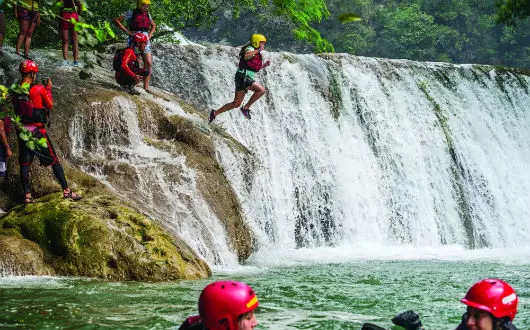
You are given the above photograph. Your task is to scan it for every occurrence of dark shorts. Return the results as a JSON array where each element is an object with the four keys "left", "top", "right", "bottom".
[
  {"left": 58, "top": 11, "right": 79, "bottom": 31},
  {"left": 18, "top": 127, "right": 58, "bottom": 167},
  {"left": 0, "top": 13, "right": 6, "bottom": 35},
  {"left": 17, "top": 8, "right": 39, "bottom": 24},
  {"left": 235, "top": 71, "right": 255, "bottom": 92},
  {"left": 115, "top": 68, "right": 149, "bottom": 86},
  {"left": 0, "top": 146, "right": 6, "bottom": 177}
]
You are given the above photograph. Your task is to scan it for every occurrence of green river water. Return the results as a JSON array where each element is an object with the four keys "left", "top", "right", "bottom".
[{"left": 1, "top": 259, "right": 529, "bottom": 329}]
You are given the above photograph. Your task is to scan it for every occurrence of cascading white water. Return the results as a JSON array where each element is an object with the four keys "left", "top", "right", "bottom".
[
  {"left": 152, "top": 45, "right": 530, "bottom": 263},
  {"left": 69, "top": 95, "right": 239, "bottom": 266}
]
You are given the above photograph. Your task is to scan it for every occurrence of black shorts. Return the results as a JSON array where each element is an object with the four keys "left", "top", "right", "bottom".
[
  {"left": 235, "top": 71, "right": 255, "bottom": 92},
  {"left": 115, "top": 68, "right": 149, "bottom": 86},
  {"left": 18, "top": 127, "right": 58, "bottom": 167}
]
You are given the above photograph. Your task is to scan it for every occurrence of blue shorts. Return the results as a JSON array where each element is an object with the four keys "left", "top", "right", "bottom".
[{"left": 127, "top": 31, "right": 152, "bottom": 54}]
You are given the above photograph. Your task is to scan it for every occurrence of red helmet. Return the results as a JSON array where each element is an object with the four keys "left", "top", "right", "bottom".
[
  {"left": 19, "top": 59, "right": 39, "bottom": 74},
  {"left": 461, "top": 279, "right": 518, "bottom": 321},
  {"left": 198, "top": 281, "right": 259, "bottom": 330},
  {"left": 132, "top": 32, "right": 148, "bottom": 45}
]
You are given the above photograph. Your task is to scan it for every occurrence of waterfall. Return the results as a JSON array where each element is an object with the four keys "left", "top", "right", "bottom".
[
  {"left": 149, "top": 45, "right": 530, "bottom": 264},
  {"left": 69, "top": 95, "right": 239, "bottom": 266}
]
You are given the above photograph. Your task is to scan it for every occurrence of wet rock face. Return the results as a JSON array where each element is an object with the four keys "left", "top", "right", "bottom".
[
  {"left": 0, "top": 194, "right": 211, "bottom": 280},
  {"left": 0, "top": 47, "right": 255, "bottom": 276}
]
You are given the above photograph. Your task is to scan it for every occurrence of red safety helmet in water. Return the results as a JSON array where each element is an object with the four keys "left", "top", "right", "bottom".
[
  {"left": 461, "top": 279, "right": 518, "bottom": 321},
  {"left": 198, "top": 281, "right": 259, "bottom": 330},
  {"left": 132, "top": 32, "right": 148, "bottom": 45},
  {"left": 19, "top": 59, "right": 39, "bottom": 74}
]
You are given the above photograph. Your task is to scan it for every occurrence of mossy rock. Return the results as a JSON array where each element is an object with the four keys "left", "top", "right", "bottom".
[{"left": 0, "top": 194, "right": 211, "bottom": 280}]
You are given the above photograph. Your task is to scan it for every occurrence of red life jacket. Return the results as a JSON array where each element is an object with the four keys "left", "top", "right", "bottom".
[
  {"left": 113, "top": 47, "right": 139, "bottom": 73},
  {"left": 238, "top": 45, "right": 263, "bottom": 72},
  {"left": 129, "top": 9, "right": 150, "bottom": 31},
  {"left": 12, "top": 85, "right": 48, "bottom": 125}
]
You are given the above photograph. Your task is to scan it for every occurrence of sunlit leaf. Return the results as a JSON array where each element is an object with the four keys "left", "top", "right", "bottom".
[{"left": 339, "top": 12, "right": 362, "bottom": 23}]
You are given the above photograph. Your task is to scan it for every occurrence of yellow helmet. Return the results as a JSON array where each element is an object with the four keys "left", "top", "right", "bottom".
[
  {"left": 250, "top": 34, "right": 266, "bottom": 48},
  {"left": 137, "top": 0, "right": 151, "bottom": 8}
]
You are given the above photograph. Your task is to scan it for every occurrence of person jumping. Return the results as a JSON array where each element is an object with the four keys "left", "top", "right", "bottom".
[{"left": 209, "top": 34, "right": 270, "bottom": 123}]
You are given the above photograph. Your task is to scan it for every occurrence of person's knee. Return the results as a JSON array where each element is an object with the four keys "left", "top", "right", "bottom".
[{"left": 233, "top": 99, "right": 243, "bottom": 108}]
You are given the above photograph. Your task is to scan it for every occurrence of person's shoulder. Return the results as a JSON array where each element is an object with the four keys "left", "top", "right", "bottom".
[
  {"left": 29, "top": 84, "right": 44, "bottom": 93},
  {"left": 123, "top": 47, "right": 136, "bottom": 56},
  {"left": 178, "top": 316, "right": 203, "bottom": 330},
  {"left": 121, "top": 9, "right": 133, "bottom": 18}
]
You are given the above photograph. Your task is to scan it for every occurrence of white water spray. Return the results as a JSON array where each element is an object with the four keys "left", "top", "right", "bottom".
[{"left": 152, "top": 45, "right": 530, "bottom": 264}]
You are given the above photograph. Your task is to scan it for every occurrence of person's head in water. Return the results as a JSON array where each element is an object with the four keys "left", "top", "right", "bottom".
[
  {"left": 19, "top": 59, "right": 39, "bottom": 82},
  {"left": 250, "top": 34, "right": 266, "bottom": 49},
  {"left": 199, "top": 280, "right": 259, "bottom": 330},
  {"left": 137, "top": 0, "right": 150, "bottom": 11},
  {"left": 460, "top": 279, "right": 518, "bottom": 330},
  {"left": 132, "top": 32, "right": 148, "bottom": 53}
]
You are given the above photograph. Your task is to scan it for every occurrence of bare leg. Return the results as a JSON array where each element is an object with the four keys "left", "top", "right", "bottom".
[
  {"left": 16, "top": 19, "right": 29, "bottom": 55},
  {"left": 242, "top": 82, "right": 266, "bottom": 110},
  {"left": 214, "top": 91, "right": 246, "bottom": 116},
  {"left": 24, "top": 20, "right": 37, "bottom": 57},
  {"left": 60, "top": 29, "right": 69, "bottom": 60},
  {"left": 142, "top": 53, "right": 152, "bottom": 90},
  {"left": 71, "top": 30, "right": 78, "bottom": 61}
]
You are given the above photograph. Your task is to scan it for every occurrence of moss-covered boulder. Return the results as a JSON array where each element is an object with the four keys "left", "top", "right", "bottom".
[{"left": 0, "top": 193, "right": 211, "bottom": 280}]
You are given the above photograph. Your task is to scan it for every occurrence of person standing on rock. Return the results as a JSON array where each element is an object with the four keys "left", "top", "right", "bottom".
[
  {"left": 14, "top": 0, "right": 40, "bottom": 59},
  {"left": 13, "top": 59, "right": 82, "bottom": 204},
  {"left": 179, "top": 280, "right": 260, "bottom": 330},
  {"left": 114, "top": 33, "right": 150, "bottom": 95},
  {"left": 114, "top": 0, "right": 156, "bottom": 93},
  {"left": 455, "top": 278, "right": 519, "bottom": 330},
  {"left": 57, "top": 0, "right": 87, "bottom": 67},
  {"left": 209, "top": 34, "right": 270, "bottom": 123}
]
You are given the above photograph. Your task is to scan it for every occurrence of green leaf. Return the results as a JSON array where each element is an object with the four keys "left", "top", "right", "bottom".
[
  {"left": 38, "top": 138, "right": 48, "bottom": 149},
  {"left": 339, "top": 12, "right": 362, "bottom": 23},
  {"left": 19, "top": 131, "right": 31, "bottom": 142},
  {"left": 25, "top": 140, "right": 36, "bottom": 151}
]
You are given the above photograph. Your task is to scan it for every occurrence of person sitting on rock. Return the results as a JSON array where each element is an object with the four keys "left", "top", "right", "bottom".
[
  {"left": 114, "top": 32, "right": 150, "bottom": 95},
  {"left": 179, "top": 280, "right": 259, "bottom": 330},
  {"left": 114, "top": 0, "right": 156, "bottom": 92},
  {"left": 209, "top": 34, "right": 270, "bottom": 123},
  {"left": 13, "top": 59, "right": 82, "bottom": 204},
  {"left": 456, "top": 278, "right": 518, "bottom": 330}
]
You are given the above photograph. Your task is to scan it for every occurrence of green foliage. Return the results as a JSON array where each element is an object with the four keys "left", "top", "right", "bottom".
[
  {"left": 189, "top": 0, "right": 530, "bottom": 67},
  {"left": 496, "top": 0, "right": 530, "bottom": 26},
  {"left": 0, "top": 84, "right": 48, "bottom": 151}
]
